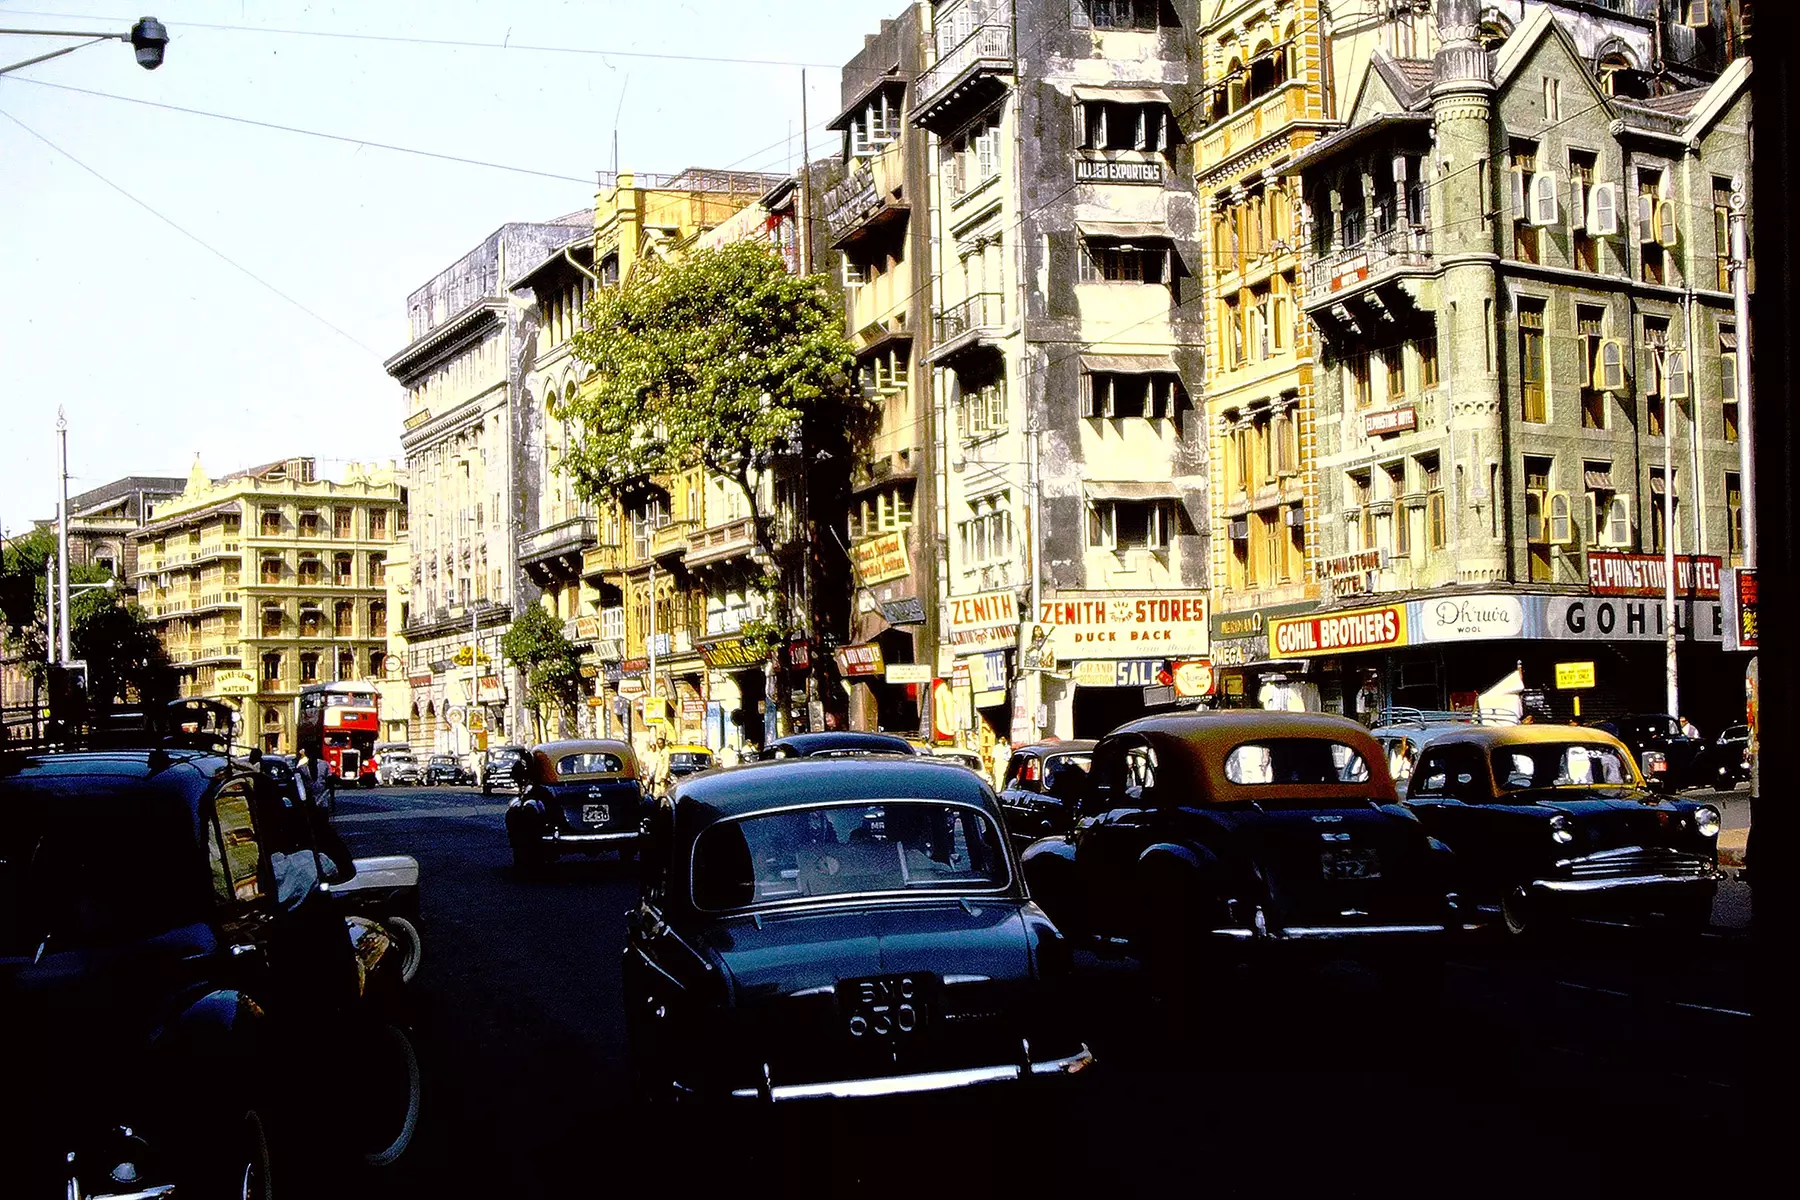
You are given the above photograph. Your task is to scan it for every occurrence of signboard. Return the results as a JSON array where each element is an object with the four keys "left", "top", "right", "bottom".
[
  {"left": 476, "top": 675, "right": 504, "bottom": 703},
  {"left": 852, "top": 531, "right": 911, "bottom": 586},
  {"left": 945, "top": 589, "right": 1020, "bottom": 654},
  {"left": 1172, "top": 660, "right": 1216, "bottom": 698},
  {"left": 1072, "top": 661, "right": 1118, "bottom": 688},
  {"left": 836, "top": 643, "right": 885, "bottom": 677},
  {"left": 1555, "top": 662, "right": 1596, "bottom": 689},
  {"left": 1722, "top": 568, "right": 1758, "bottom": 651},
  {"left": 787, "top": 639, "right": 812, "bottom": 671},
  {"left": 1074, "top": 157, "right": 1166, "bottom": 185},
  {"left": 620, "top": 658, "right": 649, "bottom": 675},
  {"left": 1270, "top": 604, "right": 1407, "bottom": 657},
  {"left": 618, "top": 677, "right": 644, "bottom": 696},
  {"left": 682, "top": 699, "right": 706, "bottom": 721},
  {"left": 1032, "top": 592, "right": 1209, "bottom": 660},
  {"left": 699, "top": 636, "right": 765, "bottom": 670},
  {"left": 823, "top": 164, "right": 881, "bottom": 241},
  {"left": 465, "top": 709, "right": 487, "bottom": 732},
  {"left": 880, "top": 595, "right": 927, "bottom": 626},
  {"left": 452, "top": 645, "right": 491, "bottom": 667},
  {"left": 403, "top": 407, "right": 432, "bottom": 431},
  {"left": 649, "top": 633, "right": 672, "bottom": 658},
  {"left": 409, "top": 674, "right": 433, "bottom": 688},
  {"left": 1321, "top": 549, "right": 1387, "bottom": 580},
  {"left": 1586, "top": 552, "right": 1722, "bottom": 598},
  {"left": 214, "top": 670, "right": 256, "bottom": 696},
  {"left": 1363, "top": 407, "right": 1417, "bottom": 438},
  {"left": 1545, "top": 597, "right": 1723, "bottom": 643},
  {"left": 1415, "top": 594, "right": 1525, "bottom": 643},
  {"left": 886, "top": 663, "right": 933, "bottom": 685},
  {"left": 1112, "top": 659, "right": 1163, "bottom": 688},
  {"left": 572, "top": 616, "right": 601, "bottom": 642}
]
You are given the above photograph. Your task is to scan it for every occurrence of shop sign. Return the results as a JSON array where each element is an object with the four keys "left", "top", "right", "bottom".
[
  {"left": 1555, "top": 661, "right": 1596, "bottom": 689},
  {"left": 699, "top": 636, "right": 765, "bottom": 670},
  {"left": 787, "top": 638, "right": 812, "bottom": 671},
  {"left": 586, "top": 696, "right": 607, "bottom": 707},
  {"left": 602, "top": 664, "right": 623, "bottom": 685},
  {"left": 1072, "top": 661, "right": 1118, "bottom": 688},
  {"left": 973, "top": 650, "right": 1009, "bottom": 707},
  {"left": 1224, "top": 674, "right": 1246, "bottom": 697},
  {"left": 1113, "top": 659, "right": 1163, "bottom": 688},
  {"left": 1212, "top": 641, "right": 1260, "bottom": 667},
  {"left": 886, "top": 663, "right": 933, "bottom": 685},
  {"left": 572, "top": 616, "right": 601, "bottom": 643},
  {"left": 945, "top": 589, "right": 1020, "bottom": 653},
  {"left": 1586, "top": 552, "right": 1722, "bottom": 598},
  {"left": 1544, "top": 597, "right": 1723, "bottom": 643},
  {"left": 409, "top": 674, "right": 433, "bottom": 688},
  {"left": 579, "top": 664, "right": 599, "bottom": 679},
  {"left": 476, "top": 675, "right": 504, "bottom": 703},
  {"left": 1363, "top": 407, "right": 1417, "bottom": 438},
  {"left": 214, "top": 670, "right": 256, "bottom": 696},
  {"left": 620, "top": 658, "right": 649, "bottom": 675},
  {"left": 1321, "top": 549, "right": 1386, "bottom": 579},
  {"left": 852, "top": 531, "right": 911, "bottom": 586},
  {"left": 1722, "top": 568, "right": 1758, "bottom": 651},
  {"left": 1172, "top": 660, "right": 1216, "bottom": 698},
  {"left": 880, "top": 595, "right": 928, "bottom": 626},
  {"left": 823, "top": 164, "right": 881, "bottom": 241},
  {"left": 1415, "top": 594, "right": 1525, "bottom": 643},
  {"left": 1270, "top": 604, "right": 1407, "bottom": 657},
  {"left": 1212, "top": 610, "right": 1266, "bottom": 640},
  {"left": 836, "top": 643, "right": 885, "bottom": 677},
  {"left": 681, "top": 699, "right": 706, "bottom": 720},
  {"left": 1033, "top": 592, "right": 1209, "bottom": 659},
  {"left": 1074, "top": 157, "right": 1166, "bottom": 185}
]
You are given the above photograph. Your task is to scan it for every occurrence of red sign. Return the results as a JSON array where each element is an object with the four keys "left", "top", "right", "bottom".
[
  {"left": 1171, "top": 660, "right": 1216, "bottom": 698},
  {"left": 1270, "top": 605, "right": 1408, "bottom": 658},
  {"left": 787, "top": 639, "right": 811, "bottom": 671},
  {"left": 1723, "top": 567, "right": 1758, "bottom": 651},
  {"left": 1586, "top": 552, "right": 1722, "bottom": 598},
  {"left": 836, "top": 643, "right": 885, "bottom": 677},
  {"left": 1363, "top": 407, "right": 1417, "bottom": 438}
]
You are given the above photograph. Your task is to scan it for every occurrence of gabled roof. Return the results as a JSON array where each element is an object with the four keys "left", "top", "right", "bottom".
[
  {"left": 1680, "top": 56, "right": 1752, "bottom": 145},
  {"left": 1379, "top": 57, "right": 1435, "bottom": 109},
  {"left": 1492, "top": 5, "right": 1563, "bottom": 88}
]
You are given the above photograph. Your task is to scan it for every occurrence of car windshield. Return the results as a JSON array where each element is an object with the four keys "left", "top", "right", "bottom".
[
  {"left": 1223, "top": 740, "right": 1373, "bottom": 785},
  {"left": 668, "top": 753, "right": 711, "bottom": 770},
  {"left": 691, "top": 802, "right": 1009, "bottom": 910},
  {"left": 557, "top": 752, "right": 625, "bottom": 775},
  {"left": 1490, "top": 743, "right": 1633, "bottom": 790}
]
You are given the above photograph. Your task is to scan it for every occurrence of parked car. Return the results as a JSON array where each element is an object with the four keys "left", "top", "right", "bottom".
[
  {"left": 377, "top": 749, "right": 423, "bottom": 787},
  {"left": 1020, "top": 712, "right": 1460, "bottom": 991},
  {"left": 425, "top": 753, "right": 470, "bottom": 787},
  {"left": 1589, "top": 713, "right": 1705, "bottom": 791},
  {"left": 931, "top": 747, "right": 986, "bottom": 774},
  {"left": 1401, "top": 724, "right": 1724, "bottom": 934},
  {"left": 329, "top": 854, "right": 424, "bottom": 984},
  {"left": 1369, "top": 710, "right": 1520, "bottom": 799},
  {"left": 623, "top": 756, "right": 1093, "bottom": 1105},
  {"left": 504, "top": 739, "right": 646, "bottom": 874},
  {"left": 664, "top": 744, "right": 716, "bottom": 787},
  {"left": 997, "top": 739, "right": 1096, "bottom": 848},
  {"left": 481, "top": 745, "right": 531, "bottom": 796},
  {"left": 763, "top": 731, "right": 920, "bottom": 759},
  {"left": 0, "top": 706, "right": 421, "bottom": 1197},
  {"left": 1697, "top": 723, "right": 1752, "bottom": 790}
]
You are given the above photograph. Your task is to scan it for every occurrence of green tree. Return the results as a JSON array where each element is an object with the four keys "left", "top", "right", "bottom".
[
  {"left": 562, "top": 241, "right": 869, "bottom": 635},
  {"left": 69, "top": 589, "right": 176, "bottom": 708},
  {"left": 501, "top": 604, "right": 582, "bottom": 742}
]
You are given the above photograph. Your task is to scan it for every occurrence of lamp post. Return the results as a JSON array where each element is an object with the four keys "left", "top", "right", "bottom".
[{"left": 1, "top": 17, "right": 167, "bottom": 76}]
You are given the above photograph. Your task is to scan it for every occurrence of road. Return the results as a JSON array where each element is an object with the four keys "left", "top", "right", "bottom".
[{"left": 324, "top": 784, "right": 1752, "bottom": 1195}]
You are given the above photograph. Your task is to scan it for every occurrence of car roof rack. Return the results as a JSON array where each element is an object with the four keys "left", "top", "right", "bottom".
[{"left": 1374, "top": 706, "right": 1521, "bottom": 730}]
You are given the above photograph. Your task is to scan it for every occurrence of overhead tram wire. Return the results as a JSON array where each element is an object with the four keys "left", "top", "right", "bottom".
[{"left": 0, "top": 107, "right": 382, "bottom": 359}]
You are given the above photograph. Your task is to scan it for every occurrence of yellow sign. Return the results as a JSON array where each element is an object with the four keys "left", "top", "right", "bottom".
[
  {"left": 1555, "top": 661, "right": 1596, "bottom": 689},
  {"left": 466, "top": 710, "right": 487, "bottom": 732},
  {"left": 453, "top": 646, "right": 492, "bottom": 668},
  {"left": 852, "top": 531, "right": 911, "bottom": 586},
  {"left": 643, "top": 695, "right": 671, "bottom": 724},
  {"left": 1072, "top": 661, "right": 1117, "bottom": 688},
  {"left": 214, "top": 670, "right": 256, "bottom": 696}
]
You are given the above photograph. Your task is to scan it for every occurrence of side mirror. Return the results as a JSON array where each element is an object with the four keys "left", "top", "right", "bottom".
[{"left": 511, "top": 760, "right": 531, "bottom": 786}]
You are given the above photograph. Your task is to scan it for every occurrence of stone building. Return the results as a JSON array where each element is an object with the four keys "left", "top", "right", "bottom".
[
  {"left": 917, "top": 0, "right": 1211, "bottom": 751},
  {"left": 385, "top": 215, "right": 589, "bottom": 756},
  {"left": 1286, "top": 0, "right": 1752, "bottom": 730},
  {"left": 56, "top": 475, "right": 186, "bottom": 588},
  {"left": 133, "top": 456, "right": 404, "bottom": 753}
]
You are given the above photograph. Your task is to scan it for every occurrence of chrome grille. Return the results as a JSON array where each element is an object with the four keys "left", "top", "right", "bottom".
[{"left": 1564, "top": 848, "right": 1711, "bottom": 879}]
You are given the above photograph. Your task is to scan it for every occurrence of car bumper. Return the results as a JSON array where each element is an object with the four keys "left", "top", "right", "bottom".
[
  {"left": 69, "top": 1185, "right": 176, "bottom": 1200},
  {"left": 723, "top": 1045, "right": 1095, "bottom": 1102},
  {"left": 1212, "top": 923, "right": 1455, "bottom": 940},
  {"left": 543, "top": 829, "right": 640, "bottom": 848},
  {"left": 1528, "top": 870, "right": 1724, "bottom": 899}
]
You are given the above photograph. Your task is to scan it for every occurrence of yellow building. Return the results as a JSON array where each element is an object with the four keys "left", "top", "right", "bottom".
[
  {"left": 375, "top": 476, "right": 413, "bottom": 745},
  {"left": 134, "top": 456, "right": 404, "bottom": 753}
]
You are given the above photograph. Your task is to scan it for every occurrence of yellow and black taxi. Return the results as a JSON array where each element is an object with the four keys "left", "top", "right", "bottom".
[
  {"left": 1400, "top": 724, "right": 1724, "bottom": 934},
  {"left": 997, "top": 739, "right": 1096, "bottom": 848},
  {"left": 504, "top": 739, "right": 645, "bottom": 874},
  {"left": 624, "top": 756, "right": 1093, "bottom": 1105}
]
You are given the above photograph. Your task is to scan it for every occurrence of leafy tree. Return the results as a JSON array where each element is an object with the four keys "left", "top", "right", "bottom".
[
  {"left": 69, "top": 590, "right": 176, "bottom": 708},
  {"left": 561, "top": 241, "right": 869, "bottom": 635},
  {"left": 501, "top": 603, "right": 581, "bottom": 742}
]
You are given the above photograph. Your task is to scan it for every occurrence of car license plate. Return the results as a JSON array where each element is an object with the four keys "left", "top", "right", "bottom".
[
  {"left": 583, "top": 804, "right": 610, "bottom": 825},
  {"left": 838, "top": 975, "right": 928, "bottom": 1040},
  {"left": 1322, "top": 849, "right": 1381, "bottom": 880}
]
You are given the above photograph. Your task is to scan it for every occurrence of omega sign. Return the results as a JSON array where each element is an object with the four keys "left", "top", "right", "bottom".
[
  {"left": 1074, "top": 157, "right": 1166, "bottom": 185},
  {"left": 1270, "top": 605, "right": 1407, "bottom": 657}
]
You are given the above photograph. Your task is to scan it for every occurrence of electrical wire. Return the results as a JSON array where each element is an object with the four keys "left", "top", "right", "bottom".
[{"left": 0, "top": 106, "right": 383, "bottom": 358}]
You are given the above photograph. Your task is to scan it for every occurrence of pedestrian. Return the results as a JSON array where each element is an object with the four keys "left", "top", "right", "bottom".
[{"left": 1679, "top": 714, "right": 1701, "bottom": 740}]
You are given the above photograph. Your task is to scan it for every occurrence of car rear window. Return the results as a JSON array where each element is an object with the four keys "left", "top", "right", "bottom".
[
  {"left": 1223, "top": 740, "right": 1373, "bottom": 785},
  {"left": 557, "top": 752, "right": 625, "bottom": 776},
  {"left": 1490, "top": 743, "right": 1632, "bottom": 790},
  {"left": 691, "top": 802, "right": 1008, "bottom": 911}
]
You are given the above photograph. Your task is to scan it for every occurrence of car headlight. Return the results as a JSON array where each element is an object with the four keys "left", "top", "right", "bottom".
[
  {"left": 1694, "top": 806, "right": 1721, "bottom": 839},
  {"left": 1549, "top": 814, "right": 1575, "bottom": 845}
]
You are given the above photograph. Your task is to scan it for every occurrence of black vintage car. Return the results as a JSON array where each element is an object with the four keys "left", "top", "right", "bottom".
[
  {"left": 624, "top": 757, "right": 1094, "bottom": 1105},
  {"left": 482, "top": 744, "right": 531, "bottom": 797},
  {"left": 425, "top": 753, "right": 471, "bottom": 787},
  {"left": 763, "top": 731, "right": 920, "bottom": 759},
  {"left": 1020, "top": 713, "right": 1460, "bottom": 989},
  {"left": 998, "top": 740, "right": 1096, "bottom": 848},
  {"left": 1401, "top": 724, "right": 1724, "bottom": 934},
  {"left": 505, "top": 739, "right": 646, "bottom": 873},
  {"left": 1, "top": 720, "right": 421, "bottom": 1197},
  {"left": 1697, "top": 723, "right": 1752, "bottom": 790},
  {"left": 1590, "top": 713, "right": 1705, "bottom": 791}
]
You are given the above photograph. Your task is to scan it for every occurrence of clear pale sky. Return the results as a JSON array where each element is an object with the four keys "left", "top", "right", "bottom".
[{"left": 0, "top": 0, "right": 901, "bottom": 532}]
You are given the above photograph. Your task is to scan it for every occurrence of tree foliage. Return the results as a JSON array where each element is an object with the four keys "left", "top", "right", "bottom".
[
  {"left": 2, "top": 529, "right": 167, "bottom": 705},
  {"left": 501, "top": 604, "right": 581, "bottom": 741},
  {"left": 561, "top": 241, "right": 869, "bottom": 620}
]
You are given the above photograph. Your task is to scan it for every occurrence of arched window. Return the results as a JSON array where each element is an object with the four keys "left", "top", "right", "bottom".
[
  {"left": 1476, "top": 12, "right": 1513, "bottom": 52},
  {"left": 1282, "top": 22, "right": 1298, "bottom": 84},
  {"left": 1227, "top": 58, "right": 1246, "bottom": 111},
  {"left": 1596, "top": 46, "right": 1644, "bottom": 98},
  {"left": 1248, "top": 42, "right": 1276, "bottom": 102}
]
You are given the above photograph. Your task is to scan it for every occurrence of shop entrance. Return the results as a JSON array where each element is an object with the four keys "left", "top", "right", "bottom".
[{"left": 1072, "top": 685, "right": 1148, "bottom": 740}]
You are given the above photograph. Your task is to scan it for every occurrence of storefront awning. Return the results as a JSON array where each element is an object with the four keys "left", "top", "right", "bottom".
[
  {"left": 1083, "top": 479, "right": 1184, "bottom": 501},
  {"left": 1071, "top": 85, "right": 1170, "bottom": 106},
  {"left": 1075, "top": 220, "right": 1171, "bottom": 243},
  {"left": 1079, "top": 353, "right": 1179, "bottom": 375}
]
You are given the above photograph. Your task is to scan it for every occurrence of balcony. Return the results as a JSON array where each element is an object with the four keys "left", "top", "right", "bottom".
[
  {"left": 914, "top": 23, "right": 1012, "bottom": 133},
  {"left": 651, "top": 521, "right": 694, "bottom": 562},
  {"left": 929, "top": 292, "right": 1007, "bottom": 363},
  {"left": 1195, "top": 83, "right": 1315, "bottom": 177},
  {"left": 1303, "top": 225, "right": 1436, "bottom": 337},
  {"left": 827, "top": 145, "right": 910, "bottom": 251},
  {"left": 581, "top": 543, "right": 625, "bottom": 578},
  {"left": 521, "top": 515, "right": 599, "bottom": 584},
  {"left": 686, "top": 517, "right": 760, "bottom": 570}
]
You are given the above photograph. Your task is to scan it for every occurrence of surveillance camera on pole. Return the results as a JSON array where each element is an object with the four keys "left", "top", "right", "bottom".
[{"left": 1, "top": 14, "right": 167, "bottom": 76}]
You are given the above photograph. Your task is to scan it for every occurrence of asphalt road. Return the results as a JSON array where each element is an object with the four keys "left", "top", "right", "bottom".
[{"left": 322, "top": 784, "right": 1752, "bottom": 1197}]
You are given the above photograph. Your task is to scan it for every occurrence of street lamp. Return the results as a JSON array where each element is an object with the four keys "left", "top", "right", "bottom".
[{"left": 1, "top": 17, "right": 167, "bottom": 76}]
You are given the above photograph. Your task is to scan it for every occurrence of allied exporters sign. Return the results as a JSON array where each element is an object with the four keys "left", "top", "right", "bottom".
[
  {"left": 1270, "top": 605, "right": 1407, "bottom": 657},
  {"left": 1032, "top": 592, "right": 1209, "bottom": 659}
]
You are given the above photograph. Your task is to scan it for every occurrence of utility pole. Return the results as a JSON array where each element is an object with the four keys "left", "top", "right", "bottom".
[
  {"left": 45, "top": 556, "right": 56, "bottom": 665},
  {"left": 1663, "top": 417, "right": 1678, "bottom": 721},
  {"left": 55, "top": 410, "right": 71, "bottom": 665},
  {"left": 799, "top": 69, "right": 812, "bottom": 277},
  {"left": 1730, "top": 178, "right": 1755, "bottom": 567}
]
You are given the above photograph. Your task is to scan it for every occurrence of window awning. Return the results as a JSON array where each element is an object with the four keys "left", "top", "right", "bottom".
[
  {"left": 1584, "top": 467, "right": 1614, "bottom": 490},
  {"left": 1649, "top": 473, "right": 1667, "bottom": 494},
  {"left": 1076, "top": 220, "right": 1172, "bottom": 243},
  {"left": 1719, "top": 328, "right": 1739, "bottom": 351},
  {"left": 1071, "top": 85, "right": 1171, "bottom": 106},
  {"left": 1083, "top": 479, "right": 1184, "bottom": 502},
  {"left": 1080, "top": 353, "right": 1179, "bottom": 375}
]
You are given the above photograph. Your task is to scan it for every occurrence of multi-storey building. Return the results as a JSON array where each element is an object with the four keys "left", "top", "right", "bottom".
[
  {"left": 828, "top": 6, "right": 940, "bottom": 736},
  {"left": 375, "top": 479, "right": 413, "bottom": 746},
  {"left": 917, "top": 0, "right": 1210, "bottom": 754},
  {"left": 133, "top": 456, "right": 404, "bottom": 753},
  {"left": 54, "top": 475, "right": 186, "bottom": 588},
  {"left": 386, "top": 215, "right": 589, "bottom": 756},
  {"left": 1286, "top": 0, "right": 1751, "bottom": 730}
]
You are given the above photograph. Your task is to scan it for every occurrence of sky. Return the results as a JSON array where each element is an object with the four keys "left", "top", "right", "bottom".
[{"left": 0, "top": 0, "right": 903, "bottom": 532}]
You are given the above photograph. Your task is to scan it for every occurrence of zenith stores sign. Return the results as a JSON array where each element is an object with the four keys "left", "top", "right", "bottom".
[{"left": 1034, "top": 592, "right": 1209, "bottom": 659}]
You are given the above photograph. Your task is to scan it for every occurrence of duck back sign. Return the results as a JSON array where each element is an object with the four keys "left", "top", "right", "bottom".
[{"left": 1033, "top": 592, "right": 1209, "bottom": 660}]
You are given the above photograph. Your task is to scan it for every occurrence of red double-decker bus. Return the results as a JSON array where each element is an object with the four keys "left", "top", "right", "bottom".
[{"left": 296, "top": 680, "right": 380, "bottom": 787}]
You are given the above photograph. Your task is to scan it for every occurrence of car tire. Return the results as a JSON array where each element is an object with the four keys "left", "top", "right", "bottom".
[
  {"left": 349, "top": 1022, "right": 421, "bottom": 1169},
  {"left": 1501, "top": 884, "right": 1546, "bottom": 938},
  {"left": 186, "top": 1107, "right": 274, "bottom": 1200},
  {"left": 385, "top": 914, "right": 424, "bottom": 984}
]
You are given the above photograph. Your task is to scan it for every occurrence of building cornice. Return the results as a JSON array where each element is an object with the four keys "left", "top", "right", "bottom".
[{"left": 384, "top": 301, "right": 504, "bottom": 382}]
